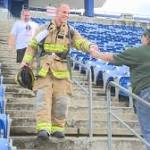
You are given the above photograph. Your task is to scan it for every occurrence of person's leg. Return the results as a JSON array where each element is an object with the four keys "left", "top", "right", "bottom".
[
  {"left": 136, "top": 87, "right": 150, "bottom": 150},
  {"left": 51, "top": 78, "right": 72, "bottom": 138},
  {"left": 16, "top": 48, "right": 26, "bottom": 63},
  {"left": 33, "top": 76, "right": 53, "bottom": 139}
]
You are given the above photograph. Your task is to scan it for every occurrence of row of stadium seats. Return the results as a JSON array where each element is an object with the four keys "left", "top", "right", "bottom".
[
  {"left": 0, "top": 64, "right": 16, "bottom": 150},
  {"left": 69, "top": 21, "right": 142, "bottom": 53}
]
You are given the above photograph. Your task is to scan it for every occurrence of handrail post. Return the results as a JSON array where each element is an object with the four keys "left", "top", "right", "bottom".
[
  {"left": 106, "top": 83, "right": 112, "bottom": 150},
  {"left": 88, "top": 66, "right": 93, "bottom": 138},
  {"left": 128, "top": 84, "right": 133, "bottom": 107},
  {"left": 70, "top": 57, "right": 93, "bottom": 138},
  {"left": 114, "top": 77, "right": 120, "bottom": 100}
]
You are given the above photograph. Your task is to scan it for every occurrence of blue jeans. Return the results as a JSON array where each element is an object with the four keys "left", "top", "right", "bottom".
[{"left": 136, "top": 87, "right": 150, "bottom": 150}]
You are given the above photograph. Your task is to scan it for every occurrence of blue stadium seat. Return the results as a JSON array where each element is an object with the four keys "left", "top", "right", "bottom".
[
  {"left": 70, "top": 50, "right": 81, "bottom": 69},
  {"left": 72, "top": 52, "right": 86, "bottom": 70},
  {"left": 85, "top": 58, "right": 100, "bottom": 82},
  {"left": 0, "top": 76, "right": 5, "bottom": 113},
  {"left": 119, "top": 76, "right": 131, "bottom": 97},
  {"left": 0, "top": 85, "right": 4, "bottom": 97},
  {"left": 94, "top": 62, "right": 116, "bottom": 86},
  {"left": 80, "top": 55, "right": 91, "bottom": 74},
  {"left": 0, "top": 114, "right": 9, "bottom": 138},
  {"left": 0, "top": 138, "right": 16, "bottom": 150},
  {"left": 0, "top": 138, "right": 9, "bottom": 150},
  {"left": 103, "top": 66, "right": 130, "bottom": 94}
]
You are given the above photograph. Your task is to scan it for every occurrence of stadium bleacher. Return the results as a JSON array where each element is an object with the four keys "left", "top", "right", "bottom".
[{"left": 0, "top": 65, "right": 16, "bottom": 150}]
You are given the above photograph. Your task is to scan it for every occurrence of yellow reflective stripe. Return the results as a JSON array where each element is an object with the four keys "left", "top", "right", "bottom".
[
  {"left": 29, "top": 39, "right": 38, "bottom": 49},
  {"left": 44, "top": 44, "right": 67, "bottom": 52},
  {"left": 38, "top": 68, "right": 48, "bottom": 77},
  {"left": 23, "top": 54, "right": 33, "bottom": 63},
  {"left": 74, "top": 38, "right": 85, "bottom": 49},
  {"left": 82, "top": 41, "right": 90, "bottom": 50},
  {"left": 51, "top": 125, "right": 65, "bottom": 133},
  {"left": 36, "top": 122, "right": 51, "bottom": 132},
  {"left": 51, "top": 70, "right": 70, "bottom": 79},
  {"left": 75, "top": 38, "right": 90, "bottom": 50}
]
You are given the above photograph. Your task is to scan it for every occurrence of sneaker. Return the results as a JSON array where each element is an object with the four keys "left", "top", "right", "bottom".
[
  {"left": 51, "top": 131, "right": 65, "bottom": 138},
  {"left": 37, "top": 130, "right": 50, "bottom": 140}
]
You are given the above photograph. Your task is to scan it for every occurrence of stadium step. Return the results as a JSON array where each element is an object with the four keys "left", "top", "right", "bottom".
[
  {"left": 6, "top": 100, "right": 133, "bottom": 115},
  {"left": 11, "top": 136, "right": 145, "bottom": 150},
  {"left": 6, "top": 98, "right": 128, "bottom": 107},
  {"left": 10, "top": 126, "right": 141, "bottom": 136},
  {"left": 9, "top": 117, "right": 139, "bottom": 129},
  {"left": 7, "top": 109, "right": 137, "bottom": 120}
]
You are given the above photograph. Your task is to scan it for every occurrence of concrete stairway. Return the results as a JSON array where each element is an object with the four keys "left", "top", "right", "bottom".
[{"left": 0, "top": 20, "right": 146, "bottom": 150}]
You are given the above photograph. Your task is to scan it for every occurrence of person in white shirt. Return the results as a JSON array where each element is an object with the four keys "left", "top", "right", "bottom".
[{"left": 8, "top": 9, "right": 39, "bottom": 63}]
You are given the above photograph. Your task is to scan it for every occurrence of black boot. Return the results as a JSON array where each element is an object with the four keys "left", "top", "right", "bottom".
[
  {"left": 34, "top": 130, "right": 50, "bottom": 148},
  {"left": 52, "top": 131, "right": 65, "bottom": 138},
  {"left": 37, "top": 130, "right": 50, "bottom": 140}
]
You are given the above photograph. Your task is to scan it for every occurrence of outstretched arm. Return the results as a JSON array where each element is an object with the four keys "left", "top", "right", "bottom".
[{"left": 89, "top": 48, "right": 114, "bottom": 63}]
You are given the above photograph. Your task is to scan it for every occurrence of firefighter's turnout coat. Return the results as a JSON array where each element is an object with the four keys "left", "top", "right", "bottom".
[{"left": 22, "top": 20, "right": 92, "bottom": 134}]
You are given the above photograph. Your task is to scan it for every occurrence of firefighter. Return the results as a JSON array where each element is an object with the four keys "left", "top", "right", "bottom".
[{"left": 21, "top": 4, "right": 99, "bottom": 140}]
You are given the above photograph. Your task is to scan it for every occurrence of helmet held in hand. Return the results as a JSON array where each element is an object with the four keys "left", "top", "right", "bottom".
[{"left": 16, "top": 66, "right": 35, "bottom": 90}]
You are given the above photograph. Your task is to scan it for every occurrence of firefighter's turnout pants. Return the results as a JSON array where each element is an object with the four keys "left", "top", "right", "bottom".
[{"left": 33, "top": 74, "right": 72, "bottom": 134}]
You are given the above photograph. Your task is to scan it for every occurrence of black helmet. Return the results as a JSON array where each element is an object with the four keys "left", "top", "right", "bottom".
[{"left": 16, "top": 66, "right": 35, "bottom": 90}]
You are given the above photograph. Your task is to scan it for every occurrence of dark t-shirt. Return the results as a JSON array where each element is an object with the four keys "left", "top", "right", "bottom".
[{"left": 113, "top": 45, "right": 150, "bottom": 94}]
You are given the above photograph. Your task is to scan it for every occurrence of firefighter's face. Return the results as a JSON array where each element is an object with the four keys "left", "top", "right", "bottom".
[{"left": 57, "top": 4, "right": 70, "bottom": 23}]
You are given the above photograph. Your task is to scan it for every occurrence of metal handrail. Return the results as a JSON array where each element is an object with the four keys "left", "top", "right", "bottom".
[
  {"left": 106, "top": 81, "right": 150, "bottom": 150},
  {"left": 70, "top": 57, "right": 93, "bottom": 138}
]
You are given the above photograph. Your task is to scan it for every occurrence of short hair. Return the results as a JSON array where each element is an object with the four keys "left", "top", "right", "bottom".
[
  {"left": 57, "top": 3, "right": 70, "bottom": 11},
  {"left": 143, "top": 28, "right": 150, "bottom": 37},
  {"left": 21, "top": 9, "right": 30, "bottom": 17}
]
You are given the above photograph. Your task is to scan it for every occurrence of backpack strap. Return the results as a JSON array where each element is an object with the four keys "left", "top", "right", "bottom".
[{"left": 35, "top": 29, "right": 49, "bottom": 74}]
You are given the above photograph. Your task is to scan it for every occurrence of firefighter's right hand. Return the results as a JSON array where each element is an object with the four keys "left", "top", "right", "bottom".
[{"left": 20, "top": 62, "right": 31, "bottom": 69}]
